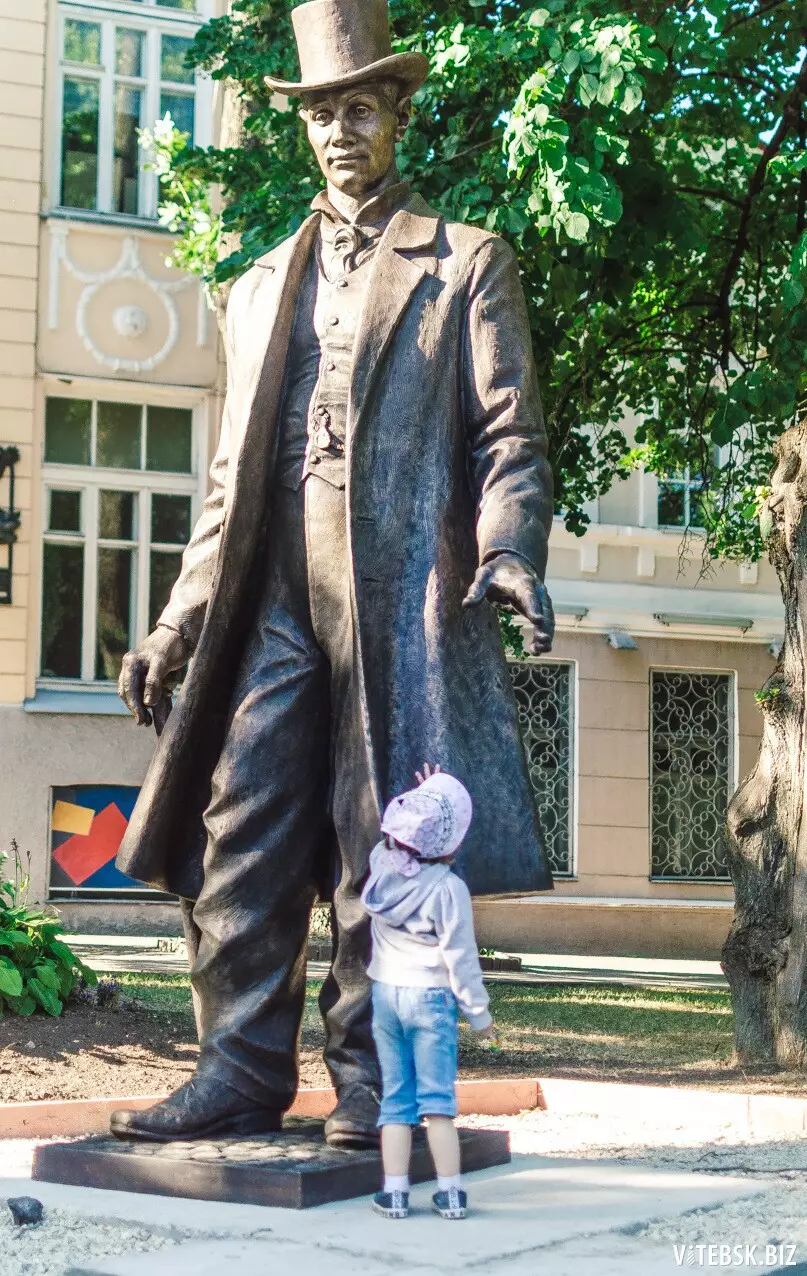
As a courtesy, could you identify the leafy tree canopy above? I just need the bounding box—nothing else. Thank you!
[146,0,807,561]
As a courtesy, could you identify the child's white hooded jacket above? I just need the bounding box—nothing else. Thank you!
[361,843,492,1030]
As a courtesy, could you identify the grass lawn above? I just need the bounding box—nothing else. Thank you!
[482,982,734,1074]
[4,972,802,1102]
[118,974,733,1065]
[114,973,755,1087]
[115,972,197,1020]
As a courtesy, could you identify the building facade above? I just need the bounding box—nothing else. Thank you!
[0,0,784,957]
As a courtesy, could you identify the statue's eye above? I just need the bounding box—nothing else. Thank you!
[313,111,332,125]
[353,104,371,118]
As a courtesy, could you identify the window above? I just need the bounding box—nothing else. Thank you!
[41,396,196,684]
[58,3,200,218]
[656,451,723,529]
[650,671,734,880]
[657,469,708,529]
[509,661,575,876]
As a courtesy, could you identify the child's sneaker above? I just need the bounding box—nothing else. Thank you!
[372,1189,409,1219]
[432,1186,467,1219]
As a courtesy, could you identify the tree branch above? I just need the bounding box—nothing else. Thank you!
[439,137,497,166]
[714,46,807,362]
[752,243,763,360]
[798,105,807,235]
[723,0,791,32]
[682,69,777,95]
[675,185,745,209]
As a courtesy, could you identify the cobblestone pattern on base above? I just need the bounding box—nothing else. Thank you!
[33,1119,510,1209]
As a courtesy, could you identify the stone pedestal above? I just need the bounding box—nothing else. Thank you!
[33,1117,510,1210]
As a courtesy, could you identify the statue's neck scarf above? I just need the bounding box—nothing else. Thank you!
[312,181,411,277]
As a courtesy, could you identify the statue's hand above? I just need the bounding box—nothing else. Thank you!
[118,627,189,727]
[462,552,555,656]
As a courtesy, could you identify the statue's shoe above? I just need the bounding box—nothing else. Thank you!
[110,1077,285,1143]
[324,1081,381,1149]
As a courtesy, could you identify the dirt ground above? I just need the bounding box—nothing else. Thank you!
[1,976,806,1103]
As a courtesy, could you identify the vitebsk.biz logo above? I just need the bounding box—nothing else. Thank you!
[672,1243,798,1268]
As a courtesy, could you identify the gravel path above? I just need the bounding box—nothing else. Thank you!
[0,1193,200,1276]
[462,1105,807,1173]
[463,1106,807,1261]
[3,1101,807,1273]
[641,1180,807,1258]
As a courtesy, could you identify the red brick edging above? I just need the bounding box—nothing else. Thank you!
[0,1077,543,1139]
[4,1076,805,1140]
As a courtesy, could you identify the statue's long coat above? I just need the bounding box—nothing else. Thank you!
[117,194,555,901]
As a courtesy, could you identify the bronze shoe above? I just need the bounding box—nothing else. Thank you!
[110,1076,284,1143]
[324,1081,381,1149]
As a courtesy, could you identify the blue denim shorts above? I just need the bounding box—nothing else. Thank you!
[371,981,459,1126]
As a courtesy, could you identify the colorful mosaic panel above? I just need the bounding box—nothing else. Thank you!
[50,785,145,893]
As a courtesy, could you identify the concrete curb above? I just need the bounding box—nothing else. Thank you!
[536,1077,807,1137]
[2,1076,805,1140]
[0,1078,542,1139]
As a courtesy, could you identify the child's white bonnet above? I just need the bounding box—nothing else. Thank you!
[380,772,473,863]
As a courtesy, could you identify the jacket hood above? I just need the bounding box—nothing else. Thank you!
[361,842,451,926]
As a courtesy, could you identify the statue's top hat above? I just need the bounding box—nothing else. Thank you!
[264,0,429,98]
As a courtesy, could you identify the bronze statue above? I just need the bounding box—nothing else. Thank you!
[112,0,554,1149]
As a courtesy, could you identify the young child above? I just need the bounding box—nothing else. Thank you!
[361,764,499,1221]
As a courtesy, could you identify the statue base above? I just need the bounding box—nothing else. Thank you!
[32,1117,510,1210]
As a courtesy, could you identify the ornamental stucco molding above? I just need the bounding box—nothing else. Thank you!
[47,221,209,374]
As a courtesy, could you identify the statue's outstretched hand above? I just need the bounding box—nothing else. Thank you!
[463,552,555,656]
[118,627,189,727]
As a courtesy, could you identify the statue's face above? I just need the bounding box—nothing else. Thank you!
[300,82,409,198]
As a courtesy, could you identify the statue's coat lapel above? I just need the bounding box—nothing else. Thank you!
[349,202,441,438]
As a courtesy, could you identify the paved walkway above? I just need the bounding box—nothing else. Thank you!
[67,936,728,989]
[4,1082,805,1274]
[0,1149,766,1275]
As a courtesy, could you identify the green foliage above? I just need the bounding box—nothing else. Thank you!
[497,607,528,657]
[140,116,219,305]
[148,0,807,560]
[0,842,97,1018]
[755,684,783,706]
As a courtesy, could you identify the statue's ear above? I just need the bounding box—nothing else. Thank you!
[396,96,412,140]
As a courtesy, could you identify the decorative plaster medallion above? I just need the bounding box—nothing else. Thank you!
[113,304,149,339]
[48,222,209,373]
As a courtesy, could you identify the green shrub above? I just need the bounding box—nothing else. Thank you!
[0,841,97,1017]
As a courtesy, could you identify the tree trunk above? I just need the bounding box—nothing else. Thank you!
[208,1,259,333]
[211,77,251,335]
[723,420,807,1067]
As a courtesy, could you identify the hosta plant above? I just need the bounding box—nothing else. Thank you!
[0,842,97,1017]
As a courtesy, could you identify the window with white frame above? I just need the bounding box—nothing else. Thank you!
[41,396,197,684]
[508,661,575,876]
[650,670,734,880]
[57,0,204,219]
[657,469,708,529]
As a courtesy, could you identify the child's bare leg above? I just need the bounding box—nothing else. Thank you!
[425,1116,466,1217]
[381,1123,412,1179]
[424,1115,460,1178]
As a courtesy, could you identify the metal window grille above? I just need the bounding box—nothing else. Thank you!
[650,671,733,880]
[509,661,574,876]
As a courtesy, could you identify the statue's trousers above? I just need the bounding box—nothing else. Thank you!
[188,475,380,1108]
